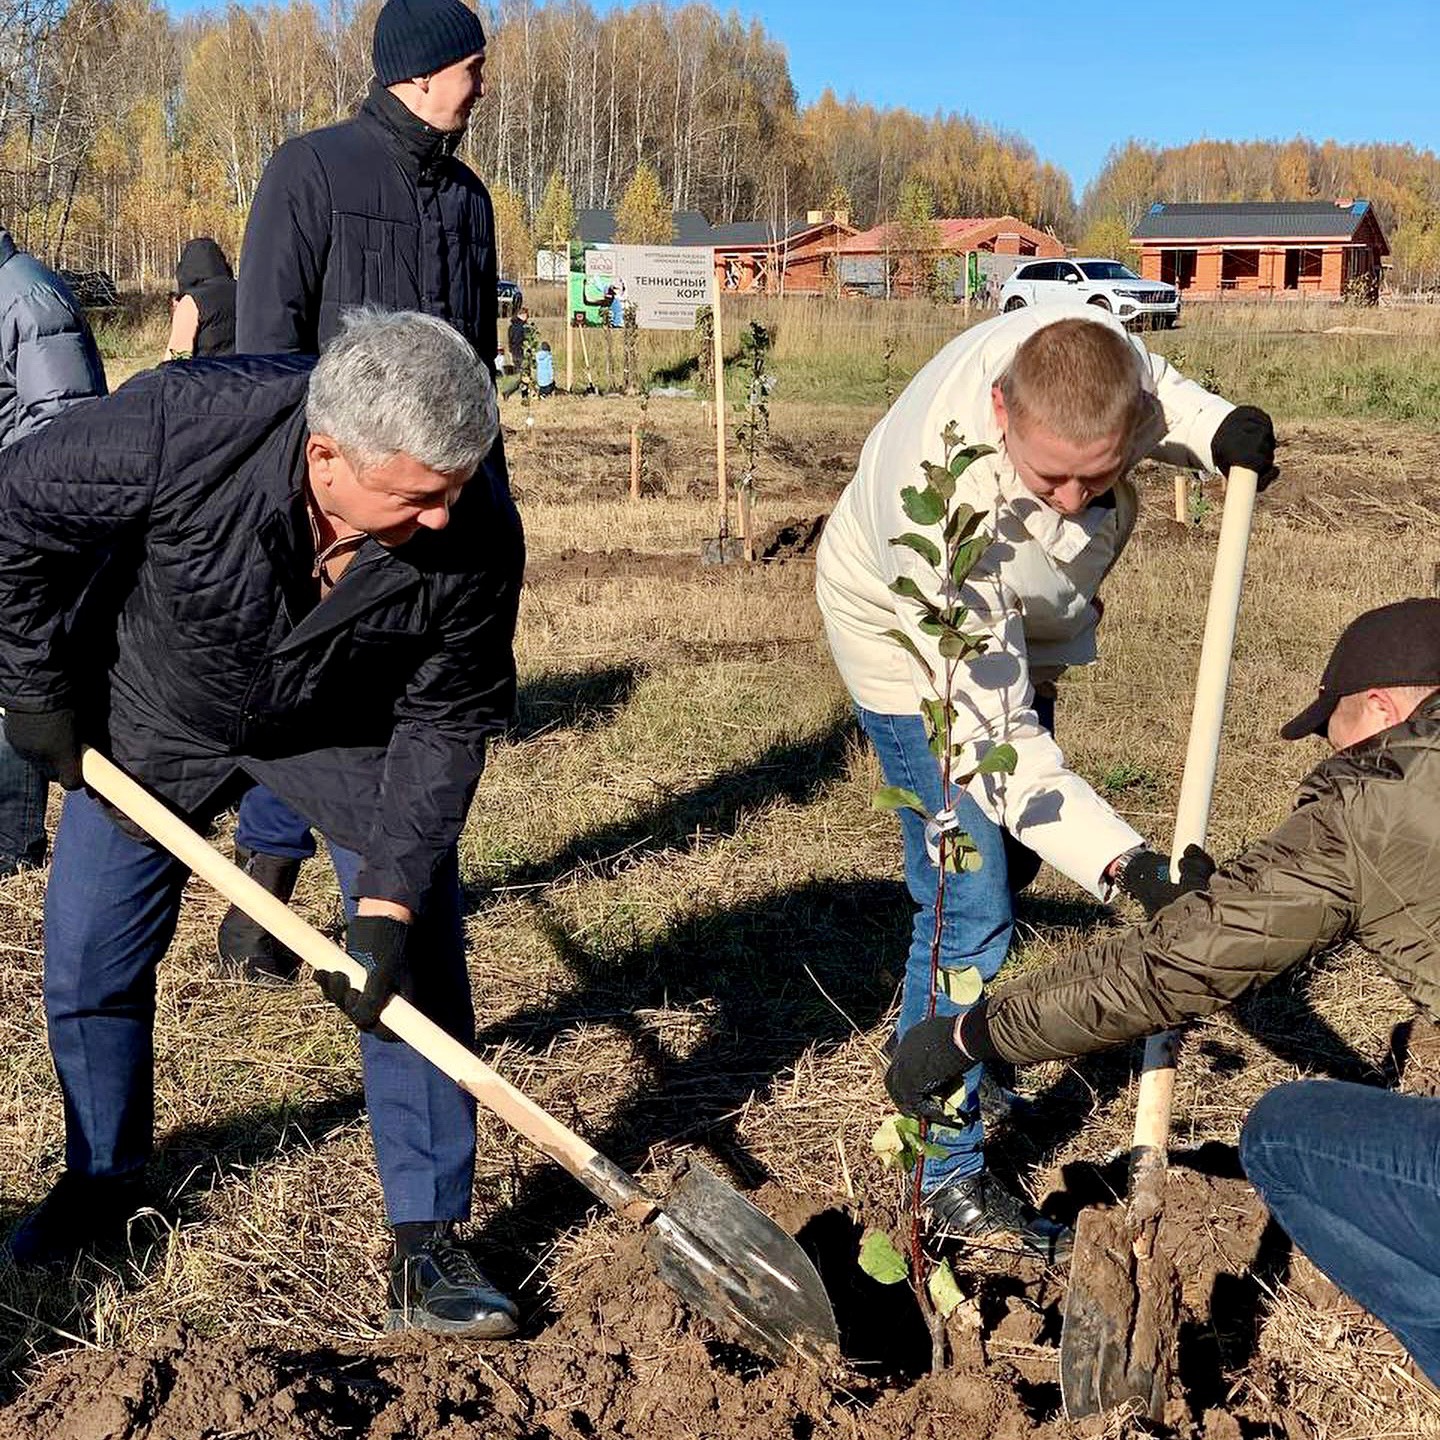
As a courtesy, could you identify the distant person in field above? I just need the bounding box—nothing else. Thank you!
[507,305,528,374]
[228,0,505,986]
[0,223,107,879]
[166,237,236,360]
[888,598,1440,1388]
[815,304,1277,1260]
[535,340,555,396]
[0,309,524,1340]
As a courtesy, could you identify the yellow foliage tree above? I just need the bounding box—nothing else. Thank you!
[615,162,672,244]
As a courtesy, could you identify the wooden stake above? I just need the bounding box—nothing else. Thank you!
[565,310,574,393]
[711,270,728,537]
[738,486,753,562]
[1174,473,1188,524]
[630,423,641,500]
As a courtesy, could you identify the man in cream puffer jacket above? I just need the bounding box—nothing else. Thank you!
[816,302,1276,1258]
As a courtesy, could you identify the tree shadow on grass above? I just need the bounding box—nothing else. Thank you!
[463,715,858,913]
[506,663,646,743]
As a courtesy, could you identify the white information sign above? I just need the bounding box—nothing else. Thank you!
[584,244,712,329]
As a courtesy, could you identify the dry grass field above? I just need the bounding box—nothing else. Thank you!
[1,302,1439,1437]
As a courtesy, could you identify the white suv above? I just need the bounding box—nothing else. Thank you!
[1000,258,1180,328]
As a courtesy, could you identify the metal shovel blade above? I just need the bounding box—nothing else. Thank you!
[643,1159,840,1368]
[1059,1205,1178,1422]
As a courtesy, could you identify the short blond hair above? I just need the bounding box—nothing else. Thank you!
[997,317,1146,444]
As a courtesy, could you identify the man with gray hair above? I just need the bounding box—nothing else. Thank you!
[0,309,525,1338]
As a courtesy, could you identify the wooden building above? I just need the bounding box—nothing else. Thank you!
[835,216,1065,298]
[709,212,856,295]
[1131,201,1388,302]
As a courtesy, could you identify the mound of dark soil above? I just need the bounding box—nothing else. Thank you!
[0,1167,1292,1440]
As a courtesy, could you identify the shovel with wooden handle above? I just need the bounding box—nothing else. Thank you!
[79,747,841,1369]
[1060,465,1261,1421]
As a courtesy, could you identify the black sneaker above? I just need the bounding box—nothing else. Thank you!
[216,849,304,984]
[924,1172,1073,1264]
[7,1171,152,1268]
[385,1225,520,1339]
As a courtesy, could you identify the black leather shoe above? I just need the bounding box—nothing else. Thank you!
[924,1172,1073,1264]
[216,849,304,984]
[7,1171,152,1268]
[386,1225,520,1338]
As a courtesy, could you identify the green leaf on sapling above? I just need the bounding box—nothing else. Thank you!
[872,785,928,816]
[901,485,946,527]
[950,535,990,586]
[972,743,1018,777]
[948,443,996,479]
[889,531,942,567]
[858,1230,909,1285]
[881,629,936,684]
[944,504,986,546]
[927,1258,965,1317]
[887,573,933,601]
[921,460,956,501]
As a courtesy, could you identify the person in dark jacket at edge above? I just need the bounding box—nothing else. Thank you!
[166,237,236,360]
[0,309,526,1339]
[0,224,107,879]
[223,0,501,984]
[887,597,1440,1388]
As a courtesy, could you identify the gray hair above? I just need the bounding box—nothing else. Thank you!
[306,308,498,475]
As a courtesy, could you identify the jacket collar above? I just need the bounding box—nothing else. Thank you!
[360,81,460,177]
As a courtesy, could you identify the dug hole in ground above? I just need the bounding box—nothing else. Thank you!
[1,393,1438,1440]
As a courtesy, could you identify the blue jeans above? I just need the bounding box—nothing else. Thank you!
[857,706,1015,1189]
[44,788,477,1224]
[236,785,316,861]
[1241,1080,1440,1385]
[0,729,48,873]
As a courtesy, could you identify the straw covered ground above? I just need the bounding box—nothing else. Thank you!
[1,314,1440,1439]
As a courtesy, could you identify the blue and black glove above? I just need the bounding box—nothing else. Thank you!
[317,914,415,1043]
[1113,843,1216,918]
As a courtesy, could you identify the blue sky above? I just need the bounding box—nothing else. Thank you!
[759,0,1439,192]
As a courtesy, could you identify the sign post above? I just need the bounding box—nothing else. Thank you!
[711,268,727,541]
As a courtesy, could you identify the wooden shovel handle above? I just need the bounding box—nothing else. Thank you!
[1132,465,1261,1153]
[79,748,657,1224]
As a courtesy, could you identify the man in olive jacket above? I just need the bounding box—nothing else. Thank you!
[888,597,1440,1386]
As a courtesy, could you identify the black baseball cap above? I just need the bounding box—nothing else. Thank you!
[1280,598,1440,740]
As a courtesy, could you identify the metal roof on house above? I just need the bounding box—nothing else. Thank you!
[575,208,715,245]
[1132,201,1376,242]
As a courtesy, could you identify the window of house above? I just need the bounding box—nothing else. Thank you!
[1221,250,1260,287]
[1283,248,1325,289]
[1160,249,1197,288]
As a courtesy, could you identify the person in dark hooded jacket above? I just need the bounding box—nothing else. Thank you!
[167,237,236,359]
[224,0,503,983]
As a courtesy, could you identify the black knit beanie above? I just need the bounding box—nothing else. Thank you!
[373,0,486,87]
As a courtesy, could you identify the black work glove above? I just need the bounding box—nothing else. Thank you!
[3,707,83,789]
[1112,843,1216,918]
[317,914,414,1042]
[885,1014,975,1124]
[1210,405,1278,490]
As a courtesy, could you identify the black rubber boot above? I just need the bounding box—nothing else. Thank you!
[216,847,304,984]
[386,1223,520,1339]
[924,1172,1073,1264]
[7,1171,153,1268]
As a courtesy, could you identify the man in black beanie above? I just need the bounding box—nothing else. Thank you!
[223,0,520,1339]
[226,0,504,985]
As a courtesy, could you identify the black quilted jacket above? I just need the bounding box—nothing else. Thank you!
[236,84,497,364]
[976,694,1440,1063]
[0,354,524,909]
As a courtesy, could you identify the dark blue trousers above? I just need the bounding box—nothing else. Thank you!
[1241,1079,1440,1385]
[44,788,477,1224]
[235,783,316,860]
[0,727,48,873]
